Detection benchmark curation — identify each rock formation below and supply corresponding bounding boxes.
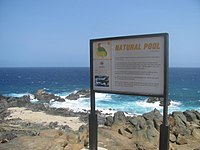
[66,90,90,100]
[34,89,65,102]
[146,97,171,106]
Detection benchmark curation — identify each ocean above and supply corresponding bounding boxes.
[0,67,200,115]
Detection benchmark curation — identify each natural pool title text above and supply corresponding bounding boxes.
[115,42,160,51]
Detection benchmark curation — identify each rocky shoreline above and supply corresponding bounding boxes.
[0,89,200,149]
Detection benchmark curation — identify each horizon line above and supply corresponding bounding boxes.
[0,66,200,69]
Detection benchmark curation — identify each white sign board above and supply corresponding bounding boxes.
[91,33,168,96]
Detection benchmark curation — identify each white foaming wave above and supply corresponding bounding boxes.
[168,100,182,113]
[56,90,87,99]
[55,92,71,99]
[72,90,78,94]
[57,91,112,102]
[78,97,89,101]
[3,93,30,97]
[135,98,182,113]
[135,99,162,109]
[170,100,181,106]
[29,94,39,102]
[95,93,112,101]
[50,98,89,112]
[50,93,114,114]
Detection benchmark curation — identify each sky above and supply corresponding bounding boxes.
[0,0,200,67]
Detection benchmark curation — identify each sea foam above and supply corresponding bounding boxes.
[3,93,29,97]
[50,98,90,113]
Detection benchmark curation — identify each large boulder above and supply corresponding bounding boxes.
[129,116,146,130]
[113,111,126,125]
[111,111,126,131]
[171,111,191,136]
[172,111,188,126]
[142,109,163,130]
[143,109,162,121]
[129,115,159,142]
[183,110,198,123]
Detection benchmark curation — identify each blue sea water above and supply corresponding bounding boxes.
[0,67,200,115]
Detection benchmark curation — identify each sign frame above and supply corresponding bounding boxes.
[90,33,169,98]
[89,33,169,150]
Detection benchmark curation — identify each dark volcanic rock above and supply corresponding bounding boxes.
[113,111,126,125]
[192,110,200,120]
[0,132,17,143]
[54,97,65,102]
[105,116,113,126]
[98,114,106,125]
[66,93,79,100]
[0,95,31,109]
[76,89,90,98]
[34,89,65,102]
[16,95,31,107]
[146,97,171,106]
[172,111,188,125]
[171,111,191,136]
[49,122,59,129]
[183,110,197,122]
[142,109,163,130]
[129,116,146,130]
[35,89,53,100]
[66,89,90,100]
[0,119,43,144]
[143,109,162,121]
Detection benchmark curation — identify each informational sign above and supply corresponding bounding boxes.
[91,33,168,96]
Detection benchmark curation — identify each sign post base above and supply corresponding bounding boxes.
[159,124,169,150]
[89,113,98,150]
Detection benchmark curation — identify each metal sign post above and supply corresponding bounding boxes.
[89,90,97,150]
[89,41,98,150]
[159,34,169,150]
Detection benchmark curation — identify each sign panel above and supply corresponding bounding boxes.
[91,33,168,96]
